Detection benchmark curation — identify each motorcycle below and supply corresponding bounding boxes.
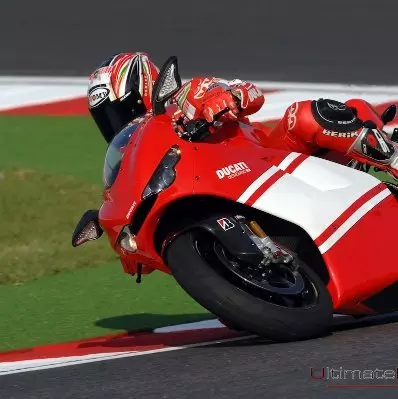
[72,56,398,341]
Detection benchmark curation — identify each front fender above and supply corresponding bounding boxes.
[161,215,264,264]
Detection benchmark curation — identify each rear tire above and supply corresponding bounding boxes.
[165,230,333,341]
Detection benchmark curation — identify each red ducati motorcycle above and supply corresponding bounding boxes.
[73,57,398,341]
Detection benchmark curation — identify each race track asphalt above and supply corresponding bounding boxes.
[2,1,398,398]
[3,315,398,399]
[1,0,398,84]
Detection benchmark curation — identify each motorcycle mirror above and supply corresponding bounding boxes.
[381,104,396,124]
[152,56,182,116]
[72,209,103,247]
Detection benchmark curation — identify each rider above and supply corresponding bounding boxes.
[88,52,398,179]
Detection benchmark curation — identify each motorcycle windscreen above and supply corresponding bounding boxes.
[103,122,140,188]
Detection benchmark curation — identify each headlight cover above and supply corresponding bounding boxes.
[142,145,181,200]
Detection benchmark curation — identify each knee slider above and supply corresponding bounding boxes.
[311,98,362,133]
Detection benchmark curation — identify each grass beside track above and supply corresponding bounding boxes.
[0,115,105,183]
[0,263,211,351]
[0,115,210,350]
[0,168,117,284]
[0,115,116,284]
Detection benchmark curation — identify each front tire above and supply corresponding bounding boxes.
[165,230,333,341]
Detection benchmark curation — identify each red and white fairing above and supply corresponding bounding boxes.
[99,108,398,316]
[233,151,394,313]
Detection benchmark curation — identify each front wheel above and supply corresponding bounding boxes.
[165,230,333,341]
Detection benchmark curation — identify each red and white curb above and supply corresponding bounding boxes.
[0,316,358,376]
[1,77,398,130]
[0,320,253,376]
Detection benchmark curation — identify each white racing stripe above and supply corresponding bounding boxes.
[237,166,280,203]
[248,156,381,241]
[318,188,391,254]
[277,152,301,171]
[237,155,384,252]
[237,153,304,204]
[290,155,379,192]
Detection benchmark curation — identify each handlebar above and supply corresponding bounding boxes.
[183,107,230,141]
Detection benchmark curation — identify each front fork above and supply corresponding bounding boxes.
[236,216,294,267]
[163,214,295,268]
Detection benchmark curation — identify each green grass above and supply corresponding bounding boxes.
[0,262,211,351]
[0,115,106,183]
[0,115,117,284]
[0,115,210,350]
[371,168,396,184]
[0,168,117,284]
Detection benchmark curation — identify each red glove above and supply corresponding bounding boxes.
[202,87,239,123]
[229,81,264,117]
[173,77,264,123]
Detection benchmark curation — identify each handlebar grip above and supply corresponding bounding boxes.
[211,107,230,124]
[183,107,232,141]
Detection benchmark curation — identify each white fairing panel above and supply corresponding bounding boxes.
[251,156,381,240]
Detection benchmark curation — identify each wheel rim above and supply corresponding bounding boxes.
[194,233,319,309]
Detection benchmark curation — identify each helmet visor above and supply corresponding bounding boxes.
[90,90,146,143]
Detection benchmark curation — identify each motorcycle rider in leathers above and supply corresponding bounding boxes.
[88,52,398,179]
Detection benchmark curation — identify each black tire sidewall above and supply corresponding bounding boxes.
[165,230,333,341]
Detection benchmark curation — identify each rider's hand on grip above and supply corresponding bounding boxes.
[183,108,231,141]
[202,89,239,123]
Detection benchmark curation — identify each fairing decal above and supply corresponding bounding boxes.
[238,154,388,253]
[317,187,390,253]
[277,152,301,170]
[237,166,281,203]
